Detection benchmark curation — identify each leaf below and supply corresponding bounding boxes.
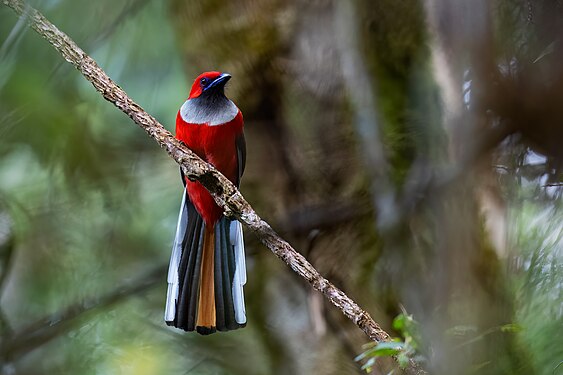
[361,342,377,350]
[367,342,405,358]
[392,314,407,332]
[354,351,369,362]
[361,357,376,372]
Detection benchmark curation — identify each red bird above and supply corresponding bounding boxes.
[165,71,246,334]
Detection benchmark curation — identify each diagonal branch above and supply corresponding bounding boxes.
[0,1,425,373]
[0,265,166,362]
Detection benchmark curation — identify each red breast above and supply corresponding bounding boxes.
[175,72,244,225]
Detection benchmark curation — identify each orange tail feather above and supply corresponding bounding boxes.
[197,226,216,331]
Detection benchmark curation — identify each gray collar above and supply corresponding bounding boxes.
[180,95,238,126]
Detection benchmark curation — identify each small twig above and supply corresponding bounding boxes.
[0,212,14,295]
[0,211,15,334]
[0,0,409,370]
[0,265,166,362]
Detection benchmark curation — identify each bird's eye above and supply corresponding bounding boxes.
[200,78,209,86]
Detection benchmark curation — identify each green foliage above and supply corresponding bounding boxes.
[512,199,563,375]
[356,312,424,373]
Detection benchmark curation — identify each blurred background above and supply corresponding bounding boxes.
[0,0,562,374]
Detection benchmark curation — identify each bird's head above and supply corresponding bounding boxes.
[188,71,232,99]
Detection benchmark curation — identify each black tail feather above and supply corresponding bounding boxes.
[167,198,245,334]
[175,200,204,331]
[215,218,241,331]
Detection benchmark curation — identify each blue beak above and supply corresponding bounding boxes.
[205,73,231,91]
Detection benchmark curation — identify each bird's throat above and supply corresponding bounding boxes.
[180,94,238,126]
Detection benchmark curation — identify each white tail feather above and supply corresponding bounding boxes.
[236,222,247,285]
[165,190,188,322]
[230,220,247,324]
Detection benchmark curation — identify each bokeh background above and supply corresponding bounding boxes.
[0,0,562,374]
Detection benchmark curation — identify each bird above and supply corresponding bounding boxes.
[165,71,247,335]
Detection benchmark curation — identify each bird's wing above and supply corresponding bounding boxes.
[235,132,246,188]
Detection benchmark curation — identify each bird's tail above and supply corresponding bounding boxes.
[165,191,247,334]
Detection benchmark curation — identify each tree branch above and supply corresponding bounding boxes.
[0,1,425,373]
[0,265,166,362]
[0,210,15,335]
